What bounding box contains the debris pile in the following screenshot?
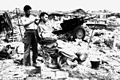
[1,9,120,80]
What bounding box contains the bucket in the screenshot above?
[90,61,100,69]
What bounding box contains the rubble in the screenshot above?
[1,10,120,80]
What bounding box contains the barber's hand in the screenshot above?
[35,18,40,22]
[34,19,39,25]
[34,19,39,22]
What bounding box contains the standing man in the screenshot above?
[21,5,39,66]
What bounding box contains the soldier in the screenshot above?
[37,12,57,38]
[21,5,39,66]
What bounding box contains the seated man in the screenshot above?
[36,12,59,68]
[37,12,57,39]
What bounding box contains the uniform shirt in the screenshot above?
[38,21,54,33]
[21,15,38,30]
[38,21,57,38]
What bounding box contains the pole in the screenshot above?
[87,18,97,49]
[15,8,23,40]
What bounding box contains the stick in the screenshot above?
[15,8,23,40]
[87,19,97,49]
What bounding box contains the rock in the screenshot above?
[55,71,69,79]
[41,71,55,79]
[67,77,80,80]
[26,77,41,80]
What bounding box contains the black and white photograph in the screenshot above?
[0,0,120,80]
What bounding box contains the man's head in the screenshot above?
[39,12,49,22]
[74,28,85,40]
[23,5,32,17]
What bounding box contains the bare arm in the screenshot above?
[20,16,37,27]
[17,18,34,26]
[22,20,34,27]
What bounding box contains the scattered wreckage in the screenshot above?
[0,15,96,68]
[0,12,13,42]
[1,12,120,79]
[35,15,97,68]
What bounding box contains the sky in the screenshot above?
[0,0,119,12]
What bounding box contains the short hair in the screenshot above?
[23,5,32,11]
[39,12,48,18]
[74,27,86,40]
